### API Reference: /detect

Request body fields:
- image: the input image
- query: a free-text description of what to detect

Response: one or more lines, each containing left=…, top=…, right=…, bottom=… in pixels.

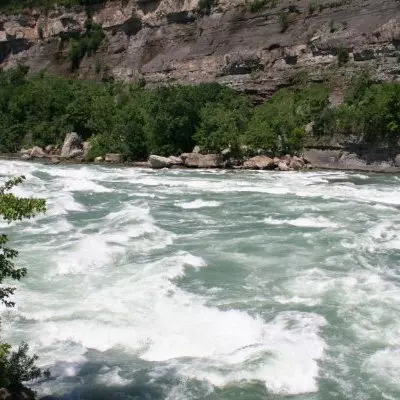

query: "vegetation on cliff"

left=0, top=66, right=307, bottom=160
left=68, top=20, right=105, bottom=71
left=313, top=72, right=400, bottom=149
left=1, top=67, right=400, bottom=161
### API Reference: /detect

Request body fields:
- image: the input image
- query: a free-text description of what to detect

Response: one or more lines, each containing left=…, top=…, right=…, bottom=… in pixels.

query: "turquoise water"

left=1, top=160, right=400, bottom=399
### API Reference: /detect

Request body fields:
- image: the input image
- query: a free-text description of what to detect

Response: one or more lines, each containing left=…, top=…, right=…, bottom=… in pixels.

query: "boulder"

left=280, top=154, right=292, bottom=165
left=82, top=141, right=92, bottom=159
left=168, top=155, right=183, bottom=165
left=289, top=155, right=305, bottom=170
left=21, top=154, right=31, bottom=161
left=192, top=145, right=201, bottom=154
left=105, top=153, right=123, bottom=163
left=182, top=153, right=223, bottom=168
left=395, top=154, right=400, bottom=167
left=149, top=155, right=172, bottom=169
left=272, top=157, right=280, bottom=166
left=20, top=148, right=31, bottom=155
left=45, top=145, right=54, bottom=154
left=130, top=161, right=150, bottom=168
left=61, top=132, right=82, bottom=158
left=277, top=161, right=292, bottom=171
left=30, top=146, right=45, bottom=158
left=94, top=156, right=104, bottom=163
left=243, top=155, right=274, bottom=170
left=49, top=156, right=61, bottom=164
left=68, top=149, right=84, bottom=159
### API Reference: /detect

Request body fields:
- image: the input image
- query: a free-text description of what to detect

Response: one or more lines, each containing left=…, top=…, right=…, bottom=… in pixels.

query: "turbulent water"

left=1, top=160, right=400, bottom=400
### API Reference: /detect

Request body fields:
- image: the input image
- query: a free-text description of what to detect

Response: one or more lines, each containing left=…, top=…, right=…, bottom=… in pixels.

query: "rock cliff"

left=1, top=0, right=400, bottom=96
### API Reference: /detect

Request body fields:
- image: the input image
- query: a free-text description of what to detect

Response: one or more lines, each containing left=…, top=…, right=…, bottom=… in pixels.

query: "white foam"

left=96, top=366, right=131, bottom=386
left=170, top=311, right=326, bottom=395
left=4, top=161, right=400, bottom=398
left=175, top=199, right=221, bottom=209
left=13, top=248, right=326, bottom=396
left=364, top=348, right=400, bottom=391
left=264, top=215, right=339, bottom=228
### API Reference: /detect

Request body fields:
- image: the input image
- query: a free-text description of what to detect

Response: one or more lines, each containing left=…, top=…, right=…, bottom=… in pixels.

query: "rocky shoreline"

left=8, top=132, right=400, bottom=174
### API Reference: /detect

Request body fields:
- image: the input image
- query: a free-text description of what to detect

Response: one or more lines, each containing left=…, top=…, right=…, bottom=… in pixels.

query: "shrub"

left=198, top=0, right=216, bottom=15
left=194, top=99, right=251, bottom=155
left=245, top=89, right=305, bottom=154
left=247, top=0, right=267, bottom=12
left=337, top=48, right=350, bottom=66
left=308, top=0, right=320, bottom=15
left=68, top=20, right=105, bottom=70
left=344, top=70, right=372, bottom=104
left=278, top=11, right=289, bottom=33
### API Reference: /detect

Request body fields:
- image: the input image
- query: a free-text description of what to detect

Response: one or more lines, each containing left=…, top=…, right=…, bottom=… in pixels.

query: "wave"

left=264, top=215, right=339, bottom=228
left=175, top=199, right=221, bottom=209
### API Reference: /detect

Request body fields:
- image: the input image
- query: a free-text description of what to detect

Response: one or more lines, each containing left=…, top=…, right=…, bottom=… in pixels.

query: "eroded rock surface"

left=1, top=0, right=400, bottom=96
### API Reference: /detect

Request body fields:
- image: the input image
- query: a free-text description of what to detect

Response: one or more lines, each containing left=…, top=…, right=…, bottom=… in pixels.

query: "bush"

left=2, top=67, right=400, bottom=160
left=68, top=20, right=105, bottom=70
left=337, top=48, right=350, bottom=66
left=246, top=89, right=305, bottom=154
left=194, top=97, right=251, bottom=155
left=308, top=0, right=320, bottom=14
left=344, top=70, right=372, bottom=104
left=198, top=0, right=216, bottom=15
left=278, top=11, right=290, bottom=33
left=247, top=0, right=267, bottom=12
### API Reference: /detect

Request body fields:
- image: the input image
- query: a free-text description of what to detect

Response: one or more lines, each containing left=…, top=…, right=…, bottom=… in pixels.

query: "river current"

left=1, top=160, right=400, bottom=400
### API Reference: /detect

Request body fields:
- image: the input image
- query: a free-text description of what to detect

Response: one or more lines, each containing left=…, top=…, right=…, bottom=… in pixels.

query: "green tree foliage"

left=314, top=77, right=400, bottom=149
left=0, top=177, right=46, bottom=306
left=0, top=342, right=49, bottom=389
left=0, top=176, right=48, bottom=392
left=344, top=71, right=372, bottom=104
left=194, top=93, right=252, bottom=155
left=245, top=85, right=329, bottom=155
left=69, top=20, right=105, bottom=71
left=2, top=66, right=400, bottom=160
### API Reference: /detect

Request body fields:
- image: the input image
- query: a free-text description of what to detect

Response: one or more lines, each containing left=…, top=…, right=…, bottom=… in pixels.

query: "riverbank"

left=4, top=150, right=400, bottom=174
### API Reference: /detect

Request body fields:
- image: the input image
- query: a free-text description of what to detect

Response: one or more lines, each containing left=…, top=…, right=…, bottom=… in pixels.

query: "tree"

left=194, top=101, right=250, bottom=155
left=0, top=176, right=48, bottom=392
left=245, top=89, right=305, bottom=155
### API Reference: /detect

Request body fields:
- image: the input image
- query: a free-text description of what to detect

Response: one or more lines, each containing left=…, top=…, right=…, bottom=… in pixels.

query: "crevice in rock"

left=0, top=38, right=32, bottom=59
left=166, top=11, right=196, bottom=24
left=109, top=16, right=142, bottom=36
left=137, top=0, right=162, bottom=15
left=268, top=43, right=280, bottom=51
left=284, top=54, right=297, bottom=65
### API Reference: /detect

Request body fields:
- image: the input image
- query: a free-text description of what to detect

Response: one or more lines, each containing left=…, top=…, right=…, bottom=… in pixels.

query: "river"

left=1, top=160, right=399, bottom=400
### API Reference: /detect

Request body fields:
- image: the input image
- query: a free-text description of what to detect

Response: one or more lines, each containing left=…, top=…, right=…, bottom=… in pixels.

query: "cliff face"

left=1, top=0, right=400, bottom=96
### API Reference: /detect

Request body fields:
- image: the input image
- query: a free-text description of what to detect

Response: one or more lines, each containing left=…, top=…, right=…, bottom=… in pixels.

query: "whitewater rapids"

left=1, top=160, right=400, bottom=400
